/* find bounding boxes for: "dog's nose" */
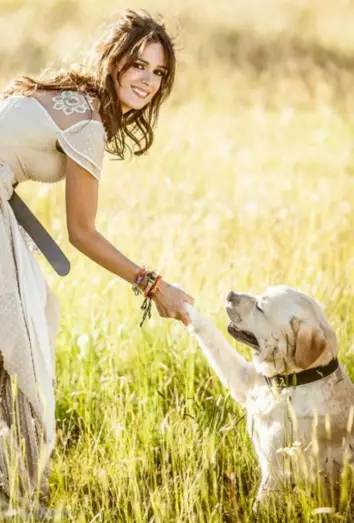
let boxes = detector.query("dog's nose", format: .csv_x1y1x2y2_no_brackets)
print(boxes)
227,291,240,305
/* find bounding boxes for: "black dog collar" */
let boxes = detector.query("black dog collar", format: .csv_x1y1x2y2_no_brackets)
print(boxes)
264,358,339,389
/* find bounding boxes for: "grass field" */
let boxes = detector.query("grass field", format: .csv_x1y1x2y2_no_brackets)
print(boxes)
2,0,354,521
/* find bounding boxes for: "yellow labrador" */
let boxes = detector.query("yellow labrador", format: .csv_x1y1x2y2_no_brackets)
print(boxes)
185,286,354,504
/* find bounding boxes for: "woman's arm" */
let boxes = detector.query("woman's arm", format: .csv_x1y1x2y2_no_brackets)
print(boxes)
65,157,140,283
65,158,193,325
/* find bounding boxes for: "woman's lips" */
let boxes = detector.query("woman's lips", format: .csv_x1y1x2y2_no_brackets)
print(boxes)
131,86,149,99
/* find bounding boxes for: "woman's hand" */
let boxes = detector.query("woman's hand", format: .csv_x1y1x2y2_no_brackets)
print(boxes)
152,281,194,326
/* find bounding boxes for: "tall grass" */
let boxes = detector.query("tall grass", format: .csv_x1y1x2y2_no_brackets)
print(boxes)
2,0,354,520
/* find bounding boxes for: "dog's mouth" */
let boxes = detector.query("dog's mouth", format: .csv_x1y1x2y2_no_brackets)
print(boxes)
227,323,260,351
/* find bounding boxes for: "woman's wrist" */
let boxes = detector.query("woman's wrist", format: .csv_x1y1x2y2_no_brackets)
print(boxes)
132,268,161,294
131,267,163,327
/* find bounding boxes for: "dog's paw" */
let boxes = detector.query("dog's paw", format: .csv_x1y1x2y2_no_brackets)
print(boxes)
171,282,185,292
184,303,198,324
184,303,209,333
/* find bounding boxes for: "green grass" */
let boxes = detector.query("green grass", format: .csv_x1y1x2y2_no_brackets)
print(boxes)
3,0,354,520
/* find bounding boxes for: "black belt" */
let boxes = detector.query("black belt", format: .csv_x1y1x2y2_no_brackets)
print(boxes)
8,183,70,276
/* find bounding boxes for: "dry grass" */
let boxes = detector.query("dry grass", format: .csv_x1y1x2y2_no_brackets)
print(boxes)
2,0,354,521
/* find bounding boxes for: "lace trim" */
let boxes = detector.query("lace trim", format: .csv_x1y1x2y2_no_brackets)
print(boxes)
19,226,41,254
52,91,94,116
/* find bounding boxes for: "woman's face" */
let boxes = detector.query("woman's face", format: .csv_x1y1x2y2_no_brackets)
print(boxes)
114,41,167,114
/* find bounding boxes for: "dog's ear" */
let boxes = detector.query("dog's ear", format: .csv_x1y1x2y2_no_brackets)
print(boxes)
291,319,327,369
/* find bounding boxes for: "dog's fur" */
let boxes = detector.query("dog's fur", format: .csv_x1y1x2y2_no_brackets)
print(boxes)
185,286,354,504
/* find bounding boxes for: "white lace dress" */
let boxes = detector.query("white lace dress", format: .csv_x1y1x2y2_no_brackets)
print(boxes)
0,92,106,500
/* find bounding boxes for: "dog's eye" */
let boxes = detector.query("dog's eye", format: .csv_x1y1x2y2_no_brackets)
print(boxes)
255,302,264,313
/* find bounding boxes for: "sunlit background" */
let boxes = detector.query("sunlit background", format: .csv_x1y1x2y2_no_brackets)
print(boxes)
2,0,354,521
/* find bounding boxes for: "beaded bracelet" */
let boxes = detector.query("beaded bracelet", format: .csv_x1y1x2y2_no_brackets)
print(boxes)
132,268,162,327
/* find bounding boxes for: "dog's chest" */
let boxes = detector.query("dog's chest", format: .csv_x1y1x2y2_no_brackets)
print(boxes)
245,373,354,462
246,383,288,419
246,384,297,457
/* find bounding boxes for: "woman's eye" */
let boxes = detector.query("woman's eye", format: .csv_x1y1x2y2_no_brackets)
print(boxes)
155,70,165,77
255,302,264,313
133,62,144,70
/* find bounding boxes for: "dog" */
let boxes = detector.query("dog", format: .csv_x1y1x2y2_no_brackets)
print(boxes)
185,285,354,505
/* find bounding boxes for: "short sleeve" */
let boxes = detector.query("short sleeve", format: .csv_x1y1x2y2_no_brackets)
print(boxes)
57,120,106,181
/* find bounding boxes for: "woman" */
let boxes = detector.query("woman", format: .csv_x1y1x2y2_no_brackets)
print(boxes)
0,8,193,514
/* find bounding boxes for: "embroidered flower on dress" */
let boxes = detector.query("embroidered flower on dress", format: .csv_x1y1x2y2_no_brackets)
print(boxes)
52,91,94,116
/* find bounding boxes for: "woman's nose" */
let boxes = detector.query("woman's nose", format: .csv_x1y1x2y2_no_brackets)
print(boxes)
141,70,153,86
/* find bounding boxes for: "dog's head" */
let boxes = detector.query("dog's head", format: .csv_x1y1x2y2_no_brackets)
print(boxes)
226,285,338,377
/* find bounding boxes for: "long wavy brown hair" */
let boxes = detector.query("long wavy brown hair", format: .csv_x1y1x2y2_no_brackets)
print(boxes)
1,9,176,159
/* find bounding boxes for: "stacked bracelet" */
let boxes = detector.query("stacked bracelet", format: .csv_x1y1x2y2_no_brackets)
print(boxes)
144,274,162,297
132,268,162,327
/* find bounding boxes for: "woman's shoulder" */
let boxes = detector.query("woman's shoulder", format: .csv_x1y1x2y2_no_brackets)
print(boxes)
32,89,103,130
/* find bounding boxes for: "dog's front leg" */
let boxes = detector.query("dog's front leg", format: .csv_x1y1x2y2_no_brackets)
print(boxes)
185,304,256,405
